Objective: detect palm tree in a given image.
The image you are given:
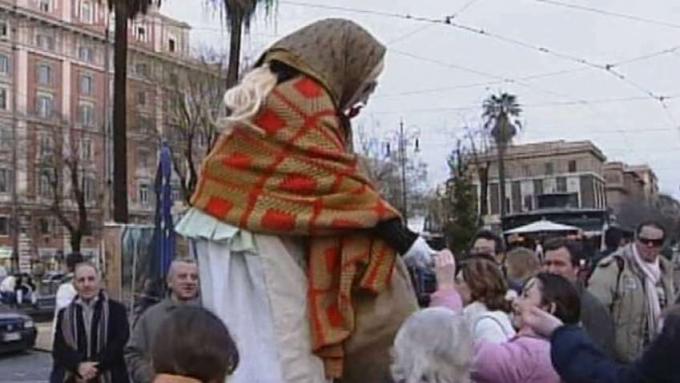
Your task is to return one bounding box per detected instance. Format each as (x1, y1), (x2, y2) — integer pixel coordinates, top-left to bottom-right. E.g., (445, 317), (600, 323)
(482, 92), (522, 219)
(106, 0), (162, 223)
(207, 0), (276, 88)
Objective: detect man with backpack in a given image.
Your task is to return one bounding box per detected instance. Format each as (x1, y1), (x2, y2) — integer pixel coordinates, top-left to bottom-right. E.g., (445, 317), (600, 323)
(588, 221), (676, 363)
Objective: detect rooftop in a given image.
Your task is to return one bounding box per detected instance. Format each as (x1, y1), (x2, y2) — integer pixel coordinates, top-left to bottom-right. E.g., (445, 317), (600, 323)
(480, 140), (607, 162)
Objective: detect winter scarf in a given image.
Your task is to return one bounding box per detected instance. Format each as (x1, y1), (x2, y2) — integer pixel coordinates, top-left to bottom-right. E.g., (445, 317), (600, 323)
(61, 291), (111, 383)
(191, 19), (396, 379)
(631, 245), (663, 338)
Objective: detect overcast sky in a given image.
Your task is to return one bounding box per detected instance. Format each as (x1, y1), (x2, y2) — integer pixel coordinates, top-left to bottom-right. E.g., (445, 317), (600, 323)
(160, 0), (680, 198)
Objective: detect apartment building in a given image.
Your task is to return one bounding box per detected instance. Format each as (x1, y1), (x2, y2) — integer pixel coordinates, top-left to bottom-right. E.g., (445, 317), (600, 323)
(0, 0), (201, 272)
(604, 162), (659, 216)
(468, 140), (609, 225)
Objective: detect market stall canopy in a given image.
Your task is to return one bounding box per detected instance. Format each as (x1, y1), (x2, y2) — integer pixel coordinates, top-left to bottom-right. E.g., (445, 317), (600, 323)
(505, 220), (580, 235)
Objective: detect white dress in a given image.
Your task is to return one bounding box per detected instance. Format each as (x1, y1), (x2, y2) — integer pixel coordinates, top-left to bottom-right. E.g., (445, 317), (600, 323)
(176, 209), (329, 383)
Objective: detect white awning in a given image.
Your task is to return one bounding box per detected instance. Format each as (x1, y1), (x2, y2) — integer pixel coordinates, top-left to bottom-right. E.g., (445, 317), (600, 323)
(505, 220), (580, 235)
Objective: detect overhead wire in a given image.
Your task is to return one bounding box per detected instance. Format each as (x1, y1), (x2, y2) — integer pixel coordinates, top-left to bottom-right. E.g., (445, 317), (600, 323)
(533, 0), (680, 30)
(372, 94), (680, 115)
(378, 44), (680, 99)
(281, 1), (676, 124)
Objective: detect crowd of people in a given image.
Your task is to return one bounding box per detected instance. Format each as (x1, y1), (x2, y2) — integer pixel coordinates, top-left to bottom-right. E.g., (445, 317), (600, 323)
(47, 221), (680, 383)
(46, 17), (680, 383)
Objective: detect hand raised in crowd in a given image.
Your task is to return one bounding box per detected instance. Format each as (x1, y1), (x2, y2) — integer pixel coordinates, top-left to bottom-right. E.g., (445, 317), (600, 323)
(521, 306), (564, 338)
(78, 361), (99, 381)
(434, 249), (457, 290)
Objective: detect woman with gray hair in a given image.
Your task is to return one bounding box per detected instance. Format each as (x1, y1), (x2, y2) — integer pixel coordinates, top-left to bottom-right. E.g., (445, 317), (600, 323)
(391, 307), (474, 383)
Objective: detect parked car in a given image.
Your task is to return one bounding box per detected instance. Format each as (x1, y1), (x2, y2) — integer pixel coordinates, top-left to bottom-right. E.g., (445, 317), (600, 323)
(41, 272), (66, 296)
(0, 303), (37, 354)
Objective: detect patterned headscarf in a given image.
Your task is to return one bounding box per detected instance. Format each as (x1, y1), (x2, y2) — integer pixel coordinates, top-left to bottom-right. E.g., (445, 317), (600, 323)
(259, 18), (386, 111)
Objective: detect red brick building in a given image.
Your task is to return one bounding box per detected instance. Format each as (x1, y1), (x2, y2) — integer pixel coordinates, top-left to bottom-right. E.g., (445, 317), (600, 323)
(0, 0), (201, 273)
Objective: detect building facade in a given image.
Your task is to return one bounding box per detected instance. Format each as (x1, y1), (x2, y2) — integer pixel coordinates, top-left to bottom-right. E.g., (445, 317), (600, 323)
(604, 162), (659, 218)
(469, 140), (609, 226)
(0, 0), (199, 273)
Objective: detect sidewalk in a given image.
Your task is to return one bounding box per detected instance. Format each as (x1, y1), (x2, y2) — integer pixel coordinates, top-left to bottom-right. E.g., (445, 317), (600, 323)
(34, 321), (53, 352)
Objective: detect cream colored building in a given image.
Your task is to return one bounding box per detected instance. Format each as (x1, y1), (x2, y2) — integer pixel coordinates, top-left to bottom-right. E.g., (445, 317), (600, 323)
(604, 162), (659, 216)
(468, 140), (609, 225)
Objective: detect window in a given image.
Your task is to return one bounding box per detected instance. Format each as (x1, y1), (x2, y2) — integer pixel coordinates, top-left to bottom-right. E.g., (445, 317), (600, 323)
(81, 1), (93, 24)
(533, 179), (544, 195)
(39, 134), (53, 157)
(137, 26), (146, 42)
(139, 183), (150, 206)
(80, 74), (94, 95)
(38, 218), (51, 235)
(0, 21), (8, 39)
(37, 64), (52, 86)
(135, 63), (149, 77)
(83, 220), (94, 236)
(545, 162), (554, 175)
(138, 117), (153, 132)
(81, 139), (93, 161)
(568, 160), (577, 173)
(138, 149), (149, 168)
(0, 126), (10, 149)
(0, 88), (7, 110)
(39, 172), (51, 198)
(522, 164), (530, 177)
(137, 91), (146, 106)
(0, 168), (10, 193)
(78, 46), (94, 63)
(79, 103), (95, 126)
(168, 38), (176, 52)
(0, 216), (8, 235)
(37, 94), (53, 118)
(36, 33), (55, 51)
(556, 176), (567, 192)
(524, 195), (534, 211)
(0, 54), (9, 75)
(39, 0), (51, 12)
(83, 177), (96, 202)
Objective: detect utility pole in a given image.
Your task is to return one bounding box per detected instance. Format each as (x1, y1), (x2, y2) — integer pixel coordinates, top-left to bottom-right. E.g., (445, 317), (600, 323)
(394, 119), (421, 226)
(399, 119), (408, 224)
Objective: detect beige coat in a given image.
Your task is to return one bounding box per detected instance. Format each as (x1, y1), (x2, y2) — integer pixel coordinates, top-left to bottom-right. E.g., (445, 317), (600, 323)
(588, 244), (675, 363)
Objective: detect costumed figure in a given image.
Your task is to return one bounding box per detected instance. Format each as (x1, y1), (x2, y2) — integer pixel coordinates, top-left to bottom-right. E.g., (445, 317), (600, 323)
(176, 18), (434, 383)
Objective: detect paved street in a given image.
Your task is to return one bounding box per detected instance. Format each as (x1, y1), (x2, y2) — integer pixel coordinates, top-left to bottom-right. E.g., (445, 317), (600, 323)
(0, 321), (53, 382)
(0, 350), (51, 383)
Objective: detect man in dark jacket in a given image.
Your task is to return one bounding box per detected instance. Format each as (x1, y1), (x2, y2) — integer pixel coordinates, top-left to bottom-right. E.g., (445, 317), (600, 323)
(51, 262), (130, 383)
(543, 238), (616, 357)
(522, 304), (680, 383)
(125, 258), (200, 383)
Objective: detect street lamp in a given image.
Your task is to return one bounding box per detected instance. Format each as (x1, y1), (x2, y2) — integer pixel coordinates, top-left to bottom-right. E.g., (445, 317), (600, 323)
(384, 119), (420, 225)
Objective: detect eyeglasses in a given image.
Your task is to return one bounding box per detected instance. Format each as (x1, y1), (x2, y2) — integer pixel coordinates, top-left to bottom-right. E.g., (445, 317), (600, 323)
(638, 237), (664, 247)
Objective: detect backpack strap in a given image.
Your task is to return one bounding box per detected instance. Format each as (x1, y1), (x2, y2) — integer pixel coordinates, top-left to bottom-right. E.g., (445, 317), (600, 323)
(610, 254), (625, 313)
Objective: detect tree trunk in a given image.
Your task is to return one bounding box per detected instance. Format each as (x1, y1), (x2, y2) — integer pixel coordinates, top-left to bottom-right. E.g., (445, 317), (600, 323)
(112, 3), (129, 223)
(498, 143), (507, 219)
(70, 231), (82, 253)
(226, 13), (243, 89)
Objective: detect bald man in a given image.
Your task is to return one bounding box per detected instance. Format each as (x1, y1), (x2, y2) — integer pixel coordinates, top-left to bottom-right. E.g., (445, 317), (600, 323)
(125, 258), (200, 383)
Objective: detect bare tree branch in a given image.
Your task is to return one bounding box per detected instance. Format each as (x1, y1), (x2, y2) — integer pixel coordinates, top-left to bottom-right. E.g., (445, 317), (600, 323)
(158, 47), (226, 205)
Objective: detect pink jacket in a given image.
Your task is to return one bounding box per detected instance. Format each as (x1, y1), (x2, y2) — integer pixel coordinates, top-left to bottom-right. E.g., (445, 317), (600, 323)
(430, 288), (562, 383)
